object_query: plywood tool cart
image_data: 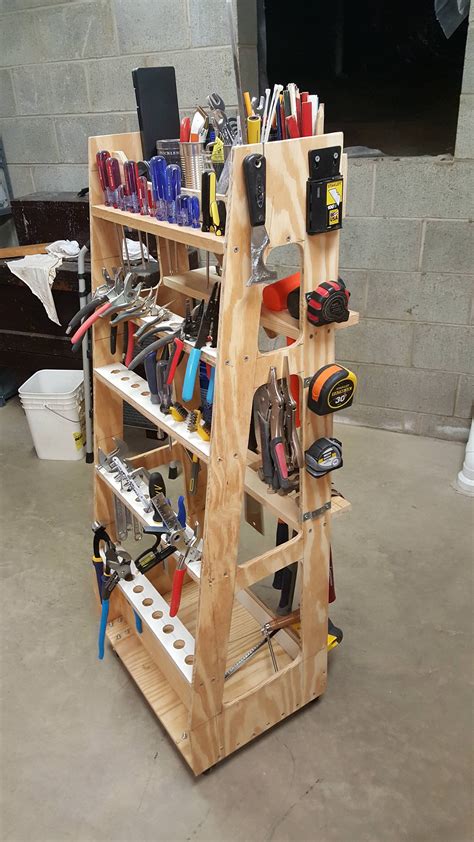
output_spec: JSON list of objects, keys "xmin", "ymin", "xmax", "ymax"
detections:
[{"xmin": 88, "ymin": 127, "xmax": 358, "ymax": 775}]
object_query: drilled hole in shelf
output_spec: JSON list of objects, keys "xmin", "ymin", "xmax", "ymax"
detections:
[
  {"xmin": 141, "ymin": 391, "xmax": 150, "ymax": 397},
  {"xmin": 184, "ymin": 655, "xmax": 194, "ymax": 665},
  {"xmin": 152, "ymin": 610, "xmax": 163, "ymax": 619},
  {"xmin": 131, "ymin": 383, "xmax": 140, "ymax": 389},
  {"xmin": 142, "ymin": 597, "xmax": 153, "ymax": 606},
  {"xmin": 163, "ymin": 624, "xmax": 174, "ymax": 634},
  {"xmin": 111, "ymin": 369, "xmax": 120, "ymax": 374},
  {"xmin": 173, "ymin": 639, "xmax": 185, "ymax": 649},
  {"xmin": 133, "ymin": 585, "xmax": 144, "ymax": 593},
  {"xmin": 121, "ymin": 377, "xmax": 130, "ymax": 381}
]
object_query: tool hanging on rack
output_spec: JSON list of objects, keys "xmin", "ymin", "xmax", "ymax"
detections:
[
  {"xmin": 243, "ymin": 154, "xmax": 277, "ymax": 286},
  {"xmin": 224, "ymin": 611, "xmax": 343, "ymax": 680},
  {"xmin": 307, "ymin": 364, "xmax": 357, "ymax": 415},
  {"xmin": 254, "ymin": 356, "xmax": 303, "ymax": 494},
  {"xmin": 182, "ymin": 281, "xmax": 220, "ymax": 402}
]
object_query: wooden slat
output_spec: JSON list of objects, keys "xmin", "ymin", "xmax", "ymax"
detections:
[
  {"xmin": 0, "ymin": 242, "xmax": 49, "ymax": 258},
  {"xmin": 91, "ymin": 204, "xmax": 225, "ymax": 254}
]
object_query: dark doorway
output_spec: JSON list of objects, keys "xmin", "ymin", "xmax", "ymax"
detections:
[{"xmin": 262, "ymin": 0, "xmax": 468, "ymax": 155}]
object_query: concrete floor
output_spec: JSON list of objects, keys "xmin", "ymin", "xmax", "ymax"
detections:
[{"xmin": 0, "ymin": 397, "xmax": 472, "ymax": 842}]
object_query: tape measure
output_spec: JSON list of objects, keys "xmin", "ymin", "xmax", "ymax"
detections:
[
  {"xmin": 308, "ymin": 364, "xmax": 357, "ymax": 415},
  {"xmin": 286, "ymin": 277, "xmax": 350, "ymax": 326},
  {"xmin": 305, "ymin": 437, "xmax": 343, "ymax": 478}
]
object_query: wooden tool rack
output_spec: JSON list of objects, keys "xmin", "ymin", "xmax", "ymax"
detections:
[{"xmin": 89, "ymin": 127, "xmax": 358, "ymax": 775}]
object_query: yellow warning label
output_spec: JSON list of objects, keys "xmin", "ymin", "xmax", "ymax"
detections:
[
  {"xmin": 326, "ymin": 179, "xmax": 343, "ymax": 207},
  {"xmin": 328, "ymin": 208, "xmax": 340, "ymax": 226},
  {"xmin": 73, "ymin": 431, "xmax": 84, "ymax": 451}
]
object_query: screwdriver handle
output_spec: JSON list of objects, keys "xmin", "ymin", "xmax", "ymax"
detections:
[
  {"xmin": 182, "ymin": 347, "xmax": 201, "ymax": 402},
  {"xmin": 169, "ymin": 568, "xmax": 186, "ymax": 617}
]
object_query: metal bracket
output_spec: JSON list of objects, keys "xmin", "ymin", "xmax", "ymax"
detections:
[
  {"xmin": 302, "ymin": 501, "xmax": 331, "ymax": 522},
  {"xmin": 303, "ymin": 376, "xmax": 311, "ymax": 388}
]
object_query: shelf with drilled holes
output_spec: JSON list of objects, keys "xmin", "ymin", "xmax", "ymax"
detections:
[
  {"xmin": 162, "ymin": 268, "xmax": 359, "ymax": 340},
  {"xmin": 94, "ymin": 363, "xmax": 211, "ymax": 464},
  {"xmin": 95, "ymin": 462, "xmax": 202, "ymax": 583},
  {"xmin": 91, "ymin": 204, "xmax": 225, "ymax": 254}
]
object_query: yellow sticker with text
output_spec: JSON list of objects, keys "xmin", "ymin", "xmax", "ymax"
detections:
[{"xmin": 326, "ymin": 179, "xmax": 343, "ymax": 207}]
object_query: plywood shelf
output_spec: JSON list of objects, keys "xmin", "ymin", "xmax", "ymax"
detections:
[
  {"xmin": 91, "ymin": 204, "xmax": 225, "ymax": 254},
  {"xmin": 162, "ymin": 268, "xmax": 359, "ymax": 341},
  {"xmin": 94, "ymin": 363, "xmax": 211, "ymax": 464}
]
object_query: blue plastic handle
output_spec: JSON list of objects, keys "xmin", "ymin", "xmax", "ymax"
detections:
[
  {"xmin": 190, "ymin": 196, "xmax": 200, "ymax": 228},
  {"xmin": 98, "ymin": 598, "xmax": 109, "ymax": 660},
  {"xmin": 150, "ymin": 155, "xmax": 167, "ymax": 201},
  {"xmin": 144, "ymin": 351, "xmax": 158, "ymax": 403},
  {"xmin": 206, "ymin": 367, "xmax": 216, "ymax": 403},
  {"xmin": 182, "ymin": 347, "xmax": 201, "ymax": 402},
  {"xmin": 133, "ymin": 611, "xmax": 143, "ymax": 635},
  {"xmin": 177, "ymin": 495, "xmax": 186, "ymax": 528}
]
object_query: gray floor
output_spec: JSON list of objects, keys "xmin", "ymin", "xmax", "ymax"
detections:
[{"xmin": 0, "ymin": 398, "xmax": 472, "ymax": 842}]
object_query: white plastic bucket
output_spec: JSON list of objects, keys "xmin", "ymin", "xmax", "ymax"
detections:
[{"xmin": 18, "ymin": 370, "xmax": 85, "ymax": 461}]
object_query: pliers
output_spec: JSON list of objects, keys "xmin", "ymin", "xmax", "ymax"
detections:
[
  {"xmin": 182, "ymin": 282, "xmax": 220, "ymax": 402},
  {"xmin": 69, "ymin": 273, "xmax": 141, "ymax": 351}
]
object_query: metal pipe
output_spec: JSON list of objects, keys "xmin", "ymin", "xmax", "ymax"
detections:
[{"xmin": 77, "ymin": 242, "xmax": 94, "ymax": 463}]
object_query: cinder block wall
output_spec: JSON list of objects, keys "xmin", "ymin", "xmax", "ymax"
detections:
[
  {"xmin": 0, "ymin": 0, "xmax": 256, "ymax": 195},
  {"xmin": 0, "ymin": 1, "xmax": 472, "ymax": 441}
]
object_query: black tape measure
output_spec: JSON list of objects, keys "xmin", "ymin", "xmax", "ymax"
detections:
[
  {"xmin": 287, "ymin": 277, "xmax": 350, "ymax": 326},
  {"xmin": 308, "ymin": 364, "xmax": 357, "ymax": 415},
  {"xmin": 305, "ymin": 437, "xmax": 343, "ymax": 478}
]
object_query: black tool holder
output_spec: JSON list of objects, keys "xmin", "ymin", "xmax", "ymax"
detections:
[{"xmin": 306, "ymin": 146, "xmax": 343, "ymax": 235}]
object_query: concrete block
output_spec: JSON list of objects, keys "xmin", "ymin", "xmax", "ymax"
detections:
[
  {"xmin": 340, "ymin": 361, "xmax": 457, "ymax": 414},
  {"xmin": 237, "ymin": 0, "xmax": 258, "ymax": 45},
  {"xmin": 340, "ymin": 217, "xmax": 423, "ymax": 272},
  {"xmin": 373, "ymin": 158, "xmax": 473, "ymax": 219},
  {"xmin": 366, "ymin": 270, "xmax": 474, "ymax": 324},
  {"xmin": 238, "ymin": 46, "xmax": 258, "ymax": 99},
  {"xmin": 30, "ymin": 164, "xmax": 89, "ymax": 193},
  {"xmin": 336, "ymin": 318, "xmax": 413, "ymax": 366},
  {"xmin": 189, "ymin": 0, "xmax": 230, "ymax": 47},
  {"xmin": 346, "ymin": 158, "xmax": 374, "ymax": 217},
  {"xmin": 422, "ymin": 220, "xmax": 474, "ymax": 274},
  {"xmin": 8, "ymin": 165, "xmax": 35, "ymax": 198},
  {"xmin": 461, "ymin": 24, "xmax": 474, "ymax": 94},
  {"xmin": 336, "ymin": 403, "xmax": 421, "ymax": 436},
  {"xmin": 334, "ymin": 269, "xmax": 367, "ymax": 316},
  {"xmin": 412, "ymin": 324, "xmax": 473, "ymax": 374},
  {"xmin": 0, "ymin": 117, "xmax": 59, "ymax": 164},
  {"xmin": 0, "ymin": 0, "xmax": 69, "ymax": 8},
  {"xmin": 87, "ymin": 55, "xmax": 146, "ymax": 112},
  {"xmin": 267, "ymin": 243, "xmax": 301, "ymax": 270},
  {"xmin": 55, "ymin": 113, "xmax": 134, "ymax": 164},
  {"xmin": 454, "ymin": 375, "xmax": 474, "ymax": 418},
  {"xmin": 12, "ymin": 63, "xmax": 88, "ymax": 116},
  {"xmin": 0, "ymin": 11, "xmax": 42, "ymax": 67},
  {"xmin": 0, "ymin": 70, "xmax": 16, "ymax": 118},
  {"xmin": 35, "ymin": 1, "xmax": 117, "ymax": 62},
  {"xmin": 113, "ymin": 0, "xmax": 188, "ymax": 54},
  {"xmin": 455, "ymin": 94, "xmax": 474, "ymax": 159},
  {"xmin": 418, "ymin": 414, "xmax": 470, "ymax": 442},
  {"xmin": 144, "ymin": 47, "xmax": 237, "ymax": 110}
]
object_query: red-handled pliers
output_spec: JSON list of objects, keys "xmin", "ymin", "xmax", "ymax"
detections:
[{"xmin": 70, "ymin": 273, "xmax": 138, "ymax": 349}]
